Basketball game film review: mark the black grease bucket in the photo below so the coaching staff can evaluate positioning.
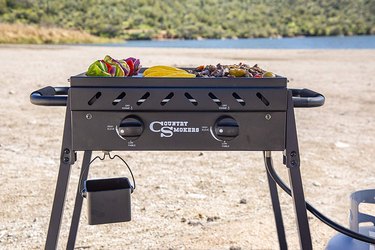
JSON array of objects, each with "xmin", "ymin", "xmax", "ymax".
[
  {"xmin": 84, "ymin": 177, "xmax": 133, "ymax": 225},
  {"xmin": 80, "ymin": 152, "xmax": 135, "ymax": 225}
]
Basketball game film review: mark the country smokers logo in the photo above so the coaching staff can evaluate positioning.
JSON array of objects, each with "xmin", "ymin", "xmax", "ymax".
[{"xmin": 149, "ymin": 121, "xmax": 200, "ymax": 138}]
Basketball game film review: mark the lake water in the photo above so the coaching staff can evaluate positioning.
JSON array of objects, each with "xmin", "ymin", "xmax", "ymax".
[{"xmin": 97, "ymin": 35, "xmax": 375, "ymax": 49}]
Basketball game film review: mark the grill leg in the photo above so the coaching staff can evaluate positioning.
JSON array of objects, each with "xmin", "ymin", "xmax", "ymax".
[
  {"xmin": 285, "ymin": 90, "xmax": 312, "ymax": 250},
  {"xmin": 45, "ymin": 161, "xmax": 72, "ymax": 250},
  {"xmin": 264, "ymin": 152, "xmax": 288, "ymax": 250},
  {"xmin": 287, "ymin": 165, "xmax": 312, "ymax": 250},
  {"xmin": 45, "ymin": 101, "xmax": 75, "ymax": 250},
  {"xmin": 66, "ymin": 150, "xmax": 92, "ymax": 250}
]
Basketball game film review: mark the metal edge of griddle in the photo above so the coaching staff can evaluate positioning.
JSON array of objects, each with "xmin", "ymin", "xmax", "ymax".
[{"xmin": 70, "ymin": 71, "xmax": 287, "ymax": 88}]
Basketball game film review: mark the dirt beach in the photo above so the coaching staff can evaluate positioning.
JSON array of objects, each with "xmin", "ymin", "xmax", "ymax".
[{"xmin": 0, "ymin": 46, "xmax": 374, "ymax": 249}]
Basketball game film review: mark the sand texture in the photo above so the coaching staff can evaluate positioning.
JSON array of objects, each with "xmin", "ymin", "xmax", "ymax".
[{"xmin": 0, "ymin": 46, "xmax": 374, "ymax": 249}]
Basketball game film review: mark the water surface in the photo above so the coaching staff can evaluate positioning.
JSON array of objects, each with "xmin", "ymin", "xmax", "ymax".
[{"xmin": 93, "ymin": 35, "xmax": 375, "ymax": 49}]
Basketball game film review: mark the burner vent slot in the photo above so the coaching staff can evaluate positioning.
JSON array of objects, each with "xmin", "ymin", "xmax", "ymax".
[
  {"xmin": 88, "ymin": 92, "xmax": 102, "ymax": 105},
  {"xmin": 112, "ymin": 92, "xmax": 126, "ymax": 105},
  {"xmin": 160, "ymin": 92, "xmax": 174, "ymax": 106},
  {"xmin": 136, "ymin": 92, "xmax": 150, "ymax": 106},
  {"xmin": 208, "ymin": 92, "xmax": 222, "ymax": 106},
  {"xmin": 184, "ymin": 93, "xmax": 198, "ymax": 106},
  {"xmin": 256, "ymin": 92, "xmax": 270, "ymax": 106},
  {"xmin": 232, "ymin": 92, "xmax": 246, "ymax": 106}
]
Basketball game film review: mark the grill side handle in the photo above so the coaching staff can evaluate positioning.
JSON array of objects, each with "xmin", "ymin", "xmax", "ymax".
[
  {"xmin": 291, "ymin": 88, "xmax": 325, "ymax": 108},
  {"xmin": 30, "ymin": 86, "xmax": 68, "ymax": 106}
]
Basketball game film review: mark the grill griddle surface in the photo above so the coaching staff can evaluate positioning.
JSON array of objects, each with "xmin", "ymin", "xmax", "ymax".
[{"xmin": 70, "ymin": 71, "xmax": 287, "ymax": 88}]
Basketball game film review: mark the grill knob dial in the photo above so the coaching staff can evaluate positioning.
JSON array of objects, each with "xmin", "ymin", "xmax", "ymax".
[
  {"xmin": 213, "ymin": 116, "xmax": 239, "ymax": 141},
  {"xmin": 118, "ymin": 116, "xmax": 144, "ymax": 140}
]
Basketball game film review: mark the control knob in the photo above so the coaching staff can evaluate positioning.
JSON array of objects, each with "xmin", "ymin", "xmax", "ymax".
[
  {"xmin": 118, "ymin": 116, "xmax": 144, "ymax": 140},
  {"xmin": 213, "ymin": 116, "xmax": 239, "ymax": 141}
]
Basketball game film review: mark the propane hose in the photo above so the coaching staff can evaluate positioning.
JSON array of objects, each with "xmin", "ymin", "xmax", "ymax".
[{"xmin": 263, "ymin": 152, "xmax": 375, "ymax": 245}]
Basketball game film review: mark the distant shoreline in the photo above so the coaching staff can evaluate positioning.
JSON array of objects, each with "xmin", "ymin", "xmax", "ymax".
[
  {"xmin": 1, "ymin": 35, "xmax": 374, "ymax": 50},
  {"xmin": 130, "ymin": 34, "xmax": 373, "ymax": 42},
  {"xmin": 87, "ymin": 36, "xmax": 375, "ymax": 50},
  {"xmin": 0, "ymin": 21, "xmax": 374, "ymax": 46}
]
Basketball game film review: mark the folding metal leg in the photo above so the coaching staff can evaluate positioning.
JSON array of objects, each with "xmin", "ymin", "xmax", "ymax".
[
  {"xmin": 287, "ymin": 165, "xmax": 312, "ymax": 250},
  {"xmin": 45, "ymin": 99, "xmax": 75, "ymax": 250},
  {"xmin": 285, "ymin": 91, "xmax": 312, "ymax": 250},
  {"xmin": 67, "ymin": 150, "xmax": 92, "ymax": 250},
  {"xmin": 264, "ymin": 152, "xmax": 288, "ymax": 250}
]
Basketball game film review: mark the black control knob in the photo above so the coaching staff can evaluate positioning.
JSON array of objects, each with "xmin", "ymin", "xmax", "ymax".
[
  {"xmin": 213, "ymin": 116, "xmax": 239, "ymax": 141},
  {"xmin": 118, "ymin": 116, "xmax": 144, "ymax": 140}
]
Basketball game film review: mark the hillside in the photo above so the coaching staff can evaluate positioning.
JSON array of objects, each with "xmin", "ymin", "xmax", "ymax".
[
  {"xmin": 0, "ymin": 0, "xmax": 374, "ymax": 41},
  {"xmin": 0, "ymin": 23, "xmax": 113, "ymax": 44}
]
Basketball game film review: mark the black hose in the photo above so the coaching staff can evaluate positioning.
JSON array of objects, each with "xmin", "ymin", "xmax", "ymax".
[{"xmin": 263, "ymin": 152, "xmax": 375, "ymax": 244}]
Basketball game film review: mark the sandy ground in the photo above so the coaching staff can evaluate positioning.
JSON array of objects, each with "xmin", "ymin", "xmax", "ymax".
[{"xmin": 0, "ymin": 46, "xmax": 374, "ymax": 250}]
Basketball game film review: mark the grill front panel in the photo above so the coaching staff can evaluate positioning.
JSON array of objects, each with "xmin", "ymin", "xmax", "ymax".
[{"xmin": 72, "ymin": 111, "xmax": 286, "ymax": 151}]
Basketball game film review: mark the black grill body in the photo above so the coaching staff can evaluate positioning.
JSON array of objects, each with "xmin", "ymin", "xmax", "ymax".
[
  {"xmin": 70, "ymin": 74, "xmax": 287, "ymax": 151},
  {"xmin": 30, "ymin": 71, "xmax": 325, "ymax": 250}
]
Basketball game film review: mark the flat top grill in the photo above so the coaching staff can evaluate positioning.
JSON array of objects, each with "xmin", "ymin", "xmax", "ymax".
[
  {"xmin": 70, "ymin": 71, "xmax": 287, "ymax": 88},
  {"xmin": 30, "ymin": 71, "xmax": 325, "ymax": 250},
  {"xmin": 31, "ymin": 71, "xmax": 323, "ymax": 152}
]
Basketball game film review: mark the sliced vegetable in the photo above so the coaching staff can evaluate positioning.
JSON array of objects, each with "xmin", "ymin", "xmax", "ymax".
[
  {"xmin": 86, "ymin": 55, "xmax": 141, "ymax": 77},
  {"xmin": 132, "ymin": 58, "xmax": 141, "ymax": 75},
  {"xmin": 118, "ymin": 59, "xmax": 130, "ymax": 76},
  {"xmin": 102, "ymin": 60, "xmax": 115, "ymax": 76},
  {"xmin": 229, "ymin": 68, "xmax": 246, "ymax": 77},
  {"xmin": 125, "ymin": 58, "xmax": 135, "ymax": 76},
  {"xmin": 143, "ymin": 66, "xmax": 185, "ymax": 76},
  {"xmin": 86, "ymin": 61, "xmax": 111, "ymax": 77},
  {"xmin": 144, "ymin": 70, "xmax": 195, "ymax": 78},
  {"xmin": 262, "ymin": 71, "xmax": 276, "ymax": 78}
]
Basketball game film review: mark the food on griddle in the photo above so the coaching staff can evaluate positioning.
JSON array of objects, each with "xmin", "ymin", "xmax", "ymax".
[
  {"xmin": 143, "ymin": 65, "xmax": 185, "ymax": 76},
  {"xmin": 126, "ymin": 57, "xmax": 141, "ymax": 75},
  {"xmin": 103, "ymin": 55, "xmax": 129, "ymax": 77},
  {"xmin": 229, "ymin": 68, "xmax": 247, "ymax": 77},
  {"xmin": 86, "ymin": 55, "xmax": 141, "ymax": 77},
  {"xmin": 262, "ymin": 71, "xmax": 276, "ymax": 78},
  {"xmin": 86, "ymin": 60, "xmax": 113, "ymax": 77},
  {"xmin": 143, "ymin": 66, "xmax": 196, "ymax": 78},
  {"xmin": 189, "ymin": 63, "xmax": 275, "ymax": 78},
  {"xmin": 125, "ymin": 57, "xmax": 141, "ymax": 76}
]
